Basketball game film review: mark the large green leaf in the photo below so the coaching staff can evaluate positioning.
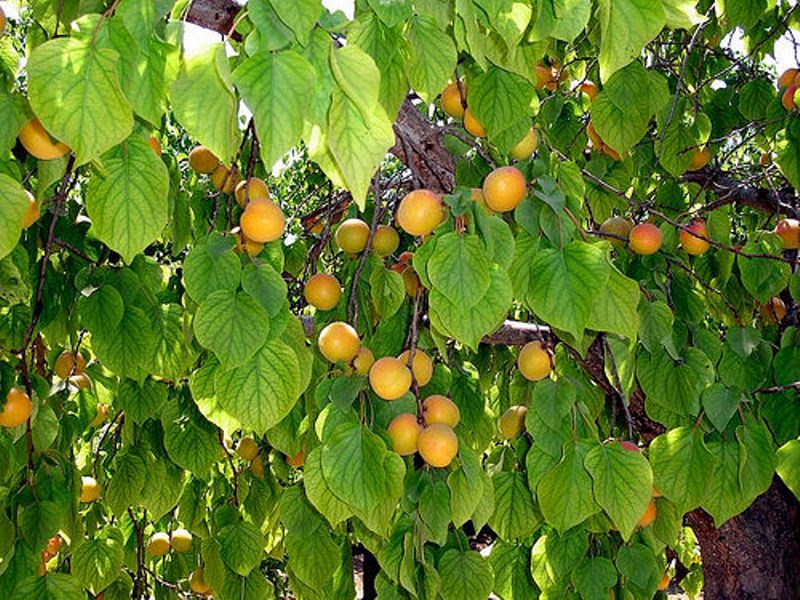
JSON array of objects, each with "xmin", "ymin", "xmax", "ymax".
[
  {"xmin": 72, "ymin": 527, "xmax": 124, "ymax": 593},
  {"xmin": 717, "ymin": 0, "xmax": 769, "ymax": 29},
  {"xmin": 489, "ymin": 539, "xmax": 538, "ymax": 599},
  {"xmin": 530, "ymin": 529, "xmax": 588, "ymax": 593},
  {"xmin": 116, "ymin": 378, "xmax": 167, "ymax": 424},
  {"xmin": 92, "ymin": 305, "xmax": 156, "ymax": 379},
  {"xmin": 370, "ymin": 265, "xmax": 404, "ymax": 319},
  {"xmin": 700, "ymin": 436, "xmax": 749, "ymax": 526},
  {"xmin": 428, "ymin": 232, "xmax": 491, "ymax": 308},
  {"xmin": 86, "ymin": 135, "xmax": 169, "ymax": 262},
  {"xmin": 587, "ymin": 260, "xmax": 640, "ymax": 339},
  {"xmin": 528, "ymin": 241, "xmax": 610, "ymax": 339},
  {"xmin": 27, "ymin": 37, "xmax": 133, "ymax": 165},
  {"xmin": 11, "ymin": 574, "xmax": 84, "ymax": 600},
  {"xmin": 406, "ymin": 15, "xmax": 456, "ymax": 104},
  {"xmin": 572, "ymin": 557, "xmax": 618, "ymax": 600},
  {"xmin": 489, "ymin": 472, "xmax": 540, "ymax": 541},
  {"xmin": 737, "ymin": 237, "xmax": 791, "ymax": 303},
  {"xmin": 194, "ymin": 289, "xmax": 270, "ymax": 369},
  {"xmin": 584, "ymin": 443, "xmax": 652, "ymax": 540},
  {"xmin": 161, "ymin": 399, "xmax": 220, "ymax": 478},
  {"xmin": 0, "ymin": 87, "xmax": 26, "ymax": 157},
  {"xmin": 438, "ymin": 549, "xmax": 494, "ymax": 600},
  {"xmin": 241, "ymin": 262, "xmax": 288, "ymax": 317},
  {"xmin": 218, "ymin": 520, "xmax": 264, "ymax": 576},
  {"xmin": 530, "ymin": 0, "xmax": 591, "ymax": 42},
  {"xmin": 649, "ymin": 426, "xmax": 714, "ymax": 513},
  {"xmin": 106, "ymin": 448, "xmax": 147, "ymax": 516},
  {"xmin": 233, "ymin": 50, "xmax": 316, "ymax": 168},
  {"xmin": 777, "ymin": 439, "xmax": 800, "ymax": 501},
  {"xmin": 171, "ymin": 43, "xmax": 240, "ymax": 162},
  {"xmin": 537, "ymin": 440, "xmax": 600, "ymax": 532},
  {"xmin": 268, "ymin": 0, "xmax": 322, "ymax": 45},
  {"xmin": 303, "ymin": 447, "xmax": 353, "ymax": 527},
  {"xmin": 183, "ymin": 235, "xmax": 241, "ymax": 303},
  {"xmin": 447, "ymin": 447, "xmax": 484, "ymax": 527},
  {"xmin": 596, "ymin": 0, "xmax": 665, "ymax": 81},
  {"xmin": 0, "ymin": 175, "xmax": 30, "ymax": 261},
  {"xmin": 141, "ymin": 459, "xmax": 184, "ymax": 520}
]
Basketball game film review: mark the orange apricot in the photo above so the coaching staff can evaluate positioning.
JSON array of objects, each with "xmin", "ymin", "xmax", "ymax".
[
  {"xmin": 422, "ymin": 395, "xmax": 460, "ymax": 428},
  {"xmin": 387, "ymin": 413, "xmax": 421, "ymax": 456},
  {"xmin": 235, "ymin": 177, "xmax": 270, "ymax": 208},
  {"xmin": 417, "ymin": 424, "xmax": 458, "ymax": 467},
  {"xmin": 240, "ymin": 198, "xmax": 285, "ymax": 243},
  {"xmin": 304, "ymin": 273, "xmax": 342, "ymax": 311},
  {"xmin": 628, "ymin": 223, "xmax": 663, "ymax": 255},
  {"xmin": 0, "ymin": 387, "xmax": 32, "ymax": 428},
  {"xmin": 188, "ymin": 145, "xmax": 219, "ymax": 173},
  {"xmin": 463, "ymin": 107, "xmax": 486, "ymax": 137},
  {"xmin": 441, "ymin": 81, "xmax": 466, "ymax": 119},
  {"xmin": 369, "ymin": 357, "xmax": 412, "ymax": 401},
  {"xmin": 19, "ymin": 117, "xmax": 70, "ymax": 160},
  {"xmin": 775, "ymin": 218, "xmax": 800, "ymax": 249},
  {"xmin": 396, "ymin": 190, "xmax": 444, "ymax": 236},
  {"xmin": 482, "ymin": 166, "xmax": 527, "ymax": 212},
  {"xmin": 318, "ymin": 322, "xmax": 361, "ymax": 363},
  {"xmin": 398, "ymin": 349, "xmax": 433, "ymax": 387},
  {"xmin": 680, "ymin": 218, "xmax": 711, "ymax": 256},
  {"xmin": 517, "ymin": 341, "xmax": 552, "ymax": 381}
]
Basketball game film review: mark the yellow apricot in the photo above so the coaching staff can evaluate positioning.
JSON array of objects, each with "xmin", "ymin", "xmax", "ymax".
[
  {"xmin": 398, "ymin": 349, "xmax": 433, "ymax": 387},
  {"xmin": 396, "ymin": 190, "xmax": 444, "ymax": 237},
  {"xmin": 211, "ymin": 164, "xmax": 240, "ymax": 193},
  {"xmin": 188, "ymin": 145, "xmax": 219, "ymax": 174},
  {"xmin": 54, "ymin": 351, "xmax": 86, "ymax": 379},
  {"xmin": 422, "ymin": 395, "xmax": 460, "ymax": 428},
  {"xmin": 599, "ymin": 216, "xmax": 632, "ymax": 247},
  {"xmin": 482, "ymin": 166, "xmax": 527, "ymax": 212},
  {"xmin": 387, "ymin": 413, "xmax": 421, "ymax": 456},
  {"xmin": 775, "ymin": 218, "xmax": 800, "ymax": 249},
  {"xmin": 170, "ymin": 528, "xmax": 192, "ymax": 553},
  {"xmin": 80, "ymin": 476, "xmax": 100, "ymax": 503},
  {"xmin": 369, "ymin": 357, "xmax": 412, "ymax": 400},
  {"xmin": 189, "ymin": 569, "xmax": 211, "ymax": 594},
  {"xmin": 0, "ymin": 387, "xmax": 32, "ymax": 428},
  {"xmin": 236, "ymin": 436, "xmax": 259, "ymax": 461},
  {"xmin": 22, "ymin": 191, "xmax": 39, "ymax": 228},
  {"xmin": 688, "ymin": 147, "xmax": 710, "ymax": 171},
  {"xmin": 304, "ymin": 273, "xmax": 342, "ymax": 311},
  {"xmin": 146, "ymin": 532, "xmax": 171, "ymax": 557},
  {"xmin": 441, "ymin": 81, "xmax": 466, "ymax": 119},
  {"xmin": 418, "ymin": 424, "xmax": 458, "ymax": 468},
  {"xmin": 240, "ymin": 198, "xmax": 285, "ymax": 243},
  {"xmin": 235, "ymin": 177, "xmax": 270, "ymax": 208},
  {"xmin": 509, "ymin": 128, "xmax": 539, "ymax": 160},
  {"xmin": 498, "ymin": 405, "xmax": 527, "ymax": 439},
  {"xmin": 372, "ymin": 225, "xmax": 400, "ymax": 256},
  {"xmin": 18, "ymin": 118, "xmax": 70, "ymax": 160},
  {"xmin": 352, "ymin": 347, "xmax": 375, "ymax": 376},
  {"xmin": 318, "ymin": 322, "xmax": 361, "ymax": 363},
  {"xmin": 463, "ymin": 108, "xmax": 486, "ymax": 137},
  {"xmin": 517, "ymin": 341, "xmax": 552, "ymax": 382},
  {"xmin": 335, "ymin": 218, "xmax": 370, "ymax": 253}
]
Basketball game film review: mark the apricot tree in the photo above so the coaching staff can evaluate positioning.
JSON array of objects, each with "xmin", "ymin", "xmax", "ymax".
[{"xmin": 0, "ymin": 1, "xmax": 799, "ymax": 599}]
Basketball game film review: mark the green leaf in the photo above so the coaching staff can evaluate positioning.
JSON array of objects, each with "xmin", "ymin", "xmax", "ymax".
[
  {"xmin": 11, "ymin": 574, "xmax": 84, "ymax": 600},
  {"xmin": 489, "ymin": 471, "xmax": 540, "ymax": 541},
  {"xmin": 214, "ymin": 340, "xmax": 303, "ymax": 434},
  {"xmin": 86, "ymin": 135, "xmax": 169, "ymax": 262},
  {"xmin": 637, "ymin": 347, "xmax": 712, "ymax": 425},
  {"xmin": 171, "ymin": 43, "xmax": 240, "ymax": 162},
  {"xmin": 637, "ymin": 299, "xmax": 674, "ymax": 354},
  {"xmin": 370, "ymin": 266, "xmax": 404, "ymax": 319},
  {"xmin": 447, "ymin": 447, "xmax": 484, "ymax": 527},
  {"xmin": 303, "ymin": 447, "xmax": 353, "ymax": 527},
  {"xmin": 737, "ymin": 419, "xmax": 776, "ymax": 501},
  {"xmin": 241, "ymin": 262, "xmax": 288, "ymax": 317},
  {"xmin": 428, "ymin": 232, "xmax": 491, "ymax": 308},
  {"xmin": 572, "ymin": 556, "xmax": 618, "ymax": 600},
  {"xmin": 656, "ymin": 116, "xmax": 696, "ymax": 176},
  {"xmin": 92, "ymin": 305, "xmax": 156, "ymax": 379},
  {"xmin": 776, "ymin": 135, "xmax": 800, "ymax": 190},
  {"xmin": 161, "ymin": 399, "xmax": 220, "ymax": 477},
  {"xmin": 141, "ymin": 459, "xmax": 184, "ymax": 520},
  {"xmin": 592, "ymin": 62, "xmax": 668, "ymax": 155},
  {"xmin": 649, "ymin": 426, "xmax": 714, "ymax": 513},
  {"xmin": 662, "ymin": 0, "xmax": 707, "ymax": 29},
  {"xmin": 438, "ymin": 549, "xmax": 494, "ymax": 600},
  {"xmin": 596, "ymin": 0, "xmax": 665, "ymax": 82},
  {"xmin": 530, "ymin": 0, "xmax": 592, "ymax": 42},
  {"xmin": 701, "ymin": 436, "xmax": 748, "ymax": 527},
  {"xmin": 583, "ymin": 442, "xmax": 652, "ymax": 540},
  {"xmin": 717, "ymin": 0, "xmax": 768, "ymax": 29},
  {"xmin": 183, "ymin": 235, "xmax": 241, "ymax": 304},
  {"xmin": 777, "ymin": 439, "xmax": 800, "ymax": 501},
  {"xmin": 233, "ymin": 51, "xmax": 316, "ymax": 168},
  {"xmin": 406, "ymin": 16, "xmax": 456, "ymax": 104},
  {"xmin": 72, "ymin": 527, "xmax": 124, "ymax": 592},
  {"xmin": 367, "ymin": 0, "xmax": 411, "ymax": 27},
  {"xmin": 106, "ymin": 448, "xmax": 147, "ymax": 516},
  {"xmin": 538, "ymin": 440, "xmax": 600, "ymax": 532},
  {"xmin": 194, "ymin": 289, "xmax": 269, "ymax": 368},
  {"xmin": 218, "ymin": 520, "xmax": 264, "ymax": 576},
  {"xmin": 116, "ymin": 378, "xmax": 167, "ymax": 424},
  {"xmin": 530, "ymin": 529, "xmax": 588, "ymax": 593},
  {"xmin": 0, "ymin": 88, "xmax": 26, "ymax": 157},
  {"xmin": 268, "ymin": 0, "xmax": 322, "ymax": 45},
  {"xmin": 27, "ymin": 37, "xmax": 133, "ymax": 165},
  {"xmin": 474, "ymin": 0, "xmax": 532, "ymax": 47},
  {"xmin": 587, "ymin": 261, "xmax": 640, "ymax": 339},
  {"xmin": 702, "ymin": 383, "xmax": 741, "ymax": 432},
  {"xmin": 0, "ymin": 174, "xmax": 30, "ymax": 261},
  {"xmin": 615, "ymin": 543, "xmax": 660, "ymax": 594},
  {"xmin": 737, "ymin": 237, "xmax": 791, "ymax": 303},
  {"xmin": 419, "ymin": 480, "xmax": 450, "ymax": 545},
  {"xmin": 737, "ymin": 79, "xmax": 775, "ymax": 121},
  {"xmin": 528, "ymin": 241, "xmax": 610, "ymax": 339},
  {"xmin": 489, "ymin": 539, "xmax": 538, "ymax": 599}
]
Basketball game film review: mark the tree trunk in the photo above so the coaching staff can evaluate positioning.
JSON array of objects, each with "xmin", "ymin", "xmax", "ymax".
[{"xmin": 687, "ymin": 478, "xmax": 800, "ymax": 599}]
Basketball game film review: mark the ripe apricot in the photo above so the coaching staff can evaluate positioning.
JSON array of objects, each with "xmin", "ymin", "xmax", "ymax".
[
  {"xmin": 469, "ymin": 188, "xmax": 493, "ymax": 215},
  {"xmin": 304, "ymin": 273, "xmax": 342, "ymax": 311},
  {"xmin": 498, "ymin": 405, "xmax": 527, "ymax": 439},
  {"xmin": 211, "ymin": 164, "xmax": 240, "ymax": 193},
  {"xmin": 680, "ymin": 219, "xmax": 711, "ymax": 256},
  {"xmin": 189, "ymin": 569, "xmax": 211, "ymax": 594},
  {"xmin": 234, "ymin": 231, "xmax": 264, "ymax": 257},
  {"xmin": 418, "ymin": 424, "xmax": 458, "ymax": 468},
  {"xmin": 0, "ymin": 7, "xmax": 5, "ymax": 36},
  {"xmin": 637, "ymin": 499, "xmax": 657, "ymax": 528},
  {"xmin": 422, "ymin": 395, "xmax": 460, "ymax": 428},
  {"xmin": 397, "ymin": 251, "xmax": 414, "ymax": 265},
  {"xmin": 517, "ymin": 341, "xmax": 552, "ymax": 381},
  {"xmin": 54, "ymin": 351, "xmax": 86, "ymax": 379},
  {"xmin": 80, "ymin": 476, "xmax": 100, "ymax": 503},
  {"xmin": 18, "ymin": 117, "xmax": 70, "ymax": 160},
  {"xmin": 775, "ymin": 218, "xmax": 800, "ymax": 249},
  {"xmin": 401, "ymin": 267, "xmax": 420, "ymax": 297},
  {"xmin": 170, "ymin": 528, "xmax": 193, "ymax": 553},
  {"xmin": 44, "ymin": 535, "xmax": 62, "ymax": 557},
  {"xmin": 352, "ymin": 347, "xmax": 375, "ymax": 376},
  {"xmin": 396, "ymin": 190, "xmax": 444, "ymax": 236},
  {"xmin": 619, "ymin": 440, "xmax": 639, "ymax": 452},
  {"xmin": 146, "ymin": 532, "xmax": 171, "ymax": 557},
  {"xmin": 441, "ymin": 81, "xmax": 466, "ymax": 119},
  {"xmin": 335, "ymin": 218, "xmax": 370, "ymax": 253},
  {"xmin": 580, "ymin": 81, "xmax": 598, "ymax": 100},
  {"xmin": 22, "ymin": 191, "xmax": 39, "ymax": 228},
  {"xmin": 188, "ymin": 145, "xmax": 219, "ymax": 174},
  {"xmin": 761, "ymin": 297, "xmax": 787, "ymax": 323},
  {"xmin": 372, "ymin": 225, "xmax": 400, "ymax": 256},
  {"xmin": 782, "ymin": 85, "xmax": 798, "ymax": 111},
  {"xmin": 599, "ymin": 216, "xmax": 632, "ymax": 247},
  {"xmin": 688, "ymin": 147, "xmax": 711, "ymax": 171},
  {"xmin": 657, "ymin": 573, "xmax": 670, "ymax": 591},
  {"xmin": 369, "ymin": 357, "xmax": 412, "ymax": 400},
  {"xmin": 287, "ymin": 449, "xmax": 304, "ymax": 467},
  {"xmin": 778, "ymin": 68, "xmax": 799, "ymax": 88},
  {"xmin": 398, "ymin": 349, "xmax": 433, "ymax": 387},
  {"xmin": 463, "ymin": 107, "xmax": 486, "ymax": 137},
  {"xmin": 70, "ymin": 373, "xmax": 92, "ymax": 391},
  {"xmin": 509, "ymin": 128, "xmax": 539, "ymax": 160},
  {"xmin": 251, "ymin": 454, "xmax": 265, "ymax": 479},
  {"xmin": 482, "ymin": 166, "xmax": 527, "ymax": 212},
  {"xmin": 0, "ymin": 387, "xmax": 32, "ymax": 428},
  {"xmin": 240, "ymin": 198, "xmax": 285, "ymax": 243},
  {"xmin": 534, "ymin": 64, "xmax": 558, "ymax": 91},
  {"xmin": 148, "ymin": 136, "xmax": 162, "ymax": 156},
  {"xmin": 90, "ymin": 404, "xmax": 109, "ymax": 428},
  {"xmin": 236, "ymin": 436, "xmax": 259, "ymax": 461},
  {"xmin": 235, "ymin": 177, "xmax": 270, "ymax": 209},
  {"xmin": 318, "ymin": 321, "xmax": 361, "ymax": 363},
  {"xmin": 387, "ymin": 413, "xmax": 421, "ymax": 456},
  {"xmin": 628, "ymin": 223, "xmax": 663, "ymax": 255}
]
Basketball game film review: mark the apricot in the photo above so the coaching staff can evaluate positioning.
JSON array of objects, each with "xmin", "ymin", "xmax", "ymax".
[
  {"xmin": 534, "ymin": 64, "xmax": 558, "ymax": 91},
  {"xmin": 387, "ymin": 413, "xmax": 421, "ymax": 456},
  {"xmin": 335, "ymin": 218, "xmax": 370, "ymax": 253},
  {"xmin": 418, "ymin": 424, "xmax": 458, "ymax": 468},
  {"xmin": 422, "ymin": 395, "xmax": 460, "ymax": 428},
  {"xmin": 318, "ymin": 321, "xmax": 360, "ymax": 363},
  {"xmin": 351, "ymin": 347, "xmax": 375, "ymax": 376},
  {"xmin": 70, "ymin": 373, "xmax": 92, "ymax": 391},
  {"xmin": 189, "ymin": 569, "xmax": 211, "ymax": 594},
  {"xmin": 599, "ymin": 216, "xmax": 632, "ymax": 247},
  {"xmin": 463, "ymin": 107, "xmax": 486, "ymax": 137},
  {"xmin": 146, "ymin": 532, "xmax": 171, "ymax": 557},
  {"xmin": 469, "ymin": 188, "xmax": 493, "ymax": 215},
  {"xmin": 44, "ymin": 535, "xmax": 62, "ymax": 558},
  {"xmin": 369, "ymin": 357, "xmax": 412, "ymax": 400},
  {"xmin": 482, "ymin": 166, "xmax": 527, "ymax": 212},
  {"xmin": 398, "ymin": 349, "xmax": 433, "ymax": 387},
  {"xmin": 236, "ymin": 436, "xmax": 259, "ymax": 461},
  {"xmin": 0, "ymin": 7, "xmax": 5, "ymax": 36},
  {"xmin": 498, "ymin": 405, "xmax": 527, "ymax": 439},
  {"xmin": 775, "ymin": 218, "xmax": 800, "ymax": 249},
  {"xmin": 148, "ymin": 136, "xmax": 162, "ymax": 156},
  {"xmin": 441, "ymin": 81, "xmax": 466, "ymax": 119},
  {"xmin": 18, "ymin": 117, "xmax": 70, "ymax": 160},
  {"xmin": 619, "ymin": 441, "xmax": 639, "ymax": 452},
  {"xmin": 517, "ymin": 341, "xmax": 552, "ymax": 381},
  {"xmin": 396, "ymin": 190, "xmax": 444, "ymax": 236},
  {"xmin": 637, "ymin": 499, "xmax": 657, "ymax": 528},
  {"xmin": 761, "ymin": 297, "xmax": 787, "ymax": 323},
  {"xmin": 587, "ymin": 122, "xmax": 603, "ymax": 148},
  {"xmin": 21, "ymin": 191, "xmax": 39, "ymax": 228},
  {"xmin": 509, "ymin": 128, "xmax": 539, "ymax": 160},
  {"xmin": 250, "ymin": 454, "xmax": 265, "ymax": 479},
  {"xmin": 188, "ymin": 145, "xmax": 219, "ymax": 174},
  {"xmin": 90, "ymin": 404, "xmax": 109, "ymax": 428},
  {"xmin": 235, "ymin": 177, "xmax": 270, "ymax": 208},
  {"xmin": 782, "ymin": 85, "xmax": 797, "ymax": 111},
  {"xmin": 79, "ymin": 476, "xmax": 100, "ymax": 503},
  {"xmin": 234, "ymin": 231, "xmax": 264, "ymax": 257},
  {"xmin": 680, "ymin": 218, "xmax": 711, "ymax": 256},
  {"xmin": 397, "ymin": 251, "xmax": 414, "ymax": 265},
  {"xmin": 580, "ymin": 81, "xmax": 598, "ymax": 100},
  {"xmin": 0, "ymin": 387, "xmax": 32, "ymax": 428},
  {"xmin": 628, "ymin": 223, "xmax": 663, "ymax": 255},
  {"xmin": 170, "ymin": 528, "xmax": 192, "ymax": 552},
  {"xmin": 372, "ymin": 225, "xmax": 399, "ymax": 256},
  {"xmin": 778, "ymin": 68, "xmax": 799, "ymax": 88},
  {"xmin": 240, "ymin": 198, "xmax": 285, "ymax": 243},
  {"xmin": 287, "ymin": 449, "xmax": 304, "ymax": 467},
  {"xmin": 657, "ymin": 573, "xmax": 670, "ymax": 591},
  {"xmin": 211, "ymin": 164, "xmax": 240, "ymax": 193},
  {"xmin": 304, "ymin": 273, "xmax": 342, "ymax": 311},
  {"xmin": 688, "ymin": 147, "xmax": 711, "ymax": 171},
  {"xmin": 401, "ymin": 267, "xmax": 420, "ymax": 297},
  {"xmin": 54, "ymin": 351, "xmax": 86, "ymax": 379}
]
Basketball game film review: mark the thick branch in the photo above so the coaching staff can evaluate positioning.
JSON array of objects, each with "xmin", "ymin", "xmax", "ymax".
[{"xmin": 184, "ymin": 0, "xmax": 243, "ymax": 40}]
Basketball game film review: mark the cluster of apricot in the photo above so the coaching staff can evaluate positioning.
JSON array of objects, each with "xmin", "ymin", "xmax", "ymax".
[
  {"xmin": 387, "ymin": 394, "xmax": 460, "ymax": 468},
  {"xmin": 779, "ymin": 67, "xmax": 800, "ymax": 111},
  {"xmin": 54, "ymin": 349, "xmax": 93, "ymax": 391},
  {"xmin": 188, "ymin": 146, "xmax": 285, "ymax": 256},
  {"xmin": 146, "ymin": 528, "xmax": 193, "ymax": 557},
  {"xmin": 600, "ymin": 216, "xmax": 709, "ymax": 256}
]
